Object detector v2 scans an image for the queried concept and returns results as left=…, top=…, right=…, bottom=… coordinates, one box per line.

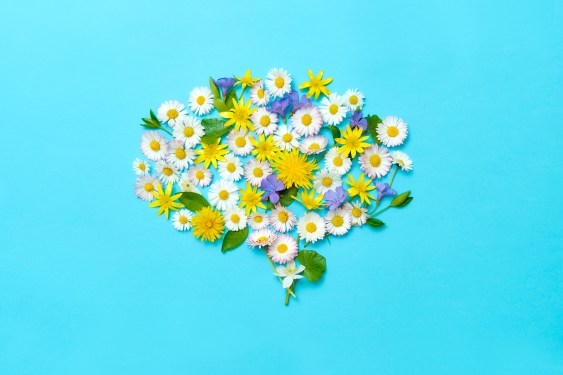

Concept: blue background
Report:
left=1, top=0, right=562, bottom=373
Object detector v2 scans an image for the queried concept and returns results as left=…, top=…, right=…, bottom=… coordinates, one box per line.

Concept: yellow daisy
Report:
left=292, top=189, right=324, bottom=210
left=219, top=98, right=256, bottom=132
left=191, top=206, right=225, bottom=242
left=345, top=173, right=376, bottom=204
left=148, top=182, right=183, bottom=219
left=271, top=149, right=318, bottom=189
left=194, top=139, right=230, bottom=168
left=298, top=69, right=333, bottom=99
left=239, top=182, right=266, bottom=215
left=250, top=134, right=280, bottom=161
left=335, top=126, right=371, bottom=158
left=234, top=69, right=260, bottom=91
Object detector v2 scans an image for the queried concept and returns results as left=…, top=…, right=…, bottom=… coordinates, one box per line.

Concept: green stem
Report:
left=265, top=249, right=296, bottom=298
left=285, top=281, right=295, bottom=306
left=159, top=126, right=173, bottom=136
left=388, top=164, right=400, bottom=188
left=368, top=165, right=400, bottom=216
left=373, top=205, right=391, bottom=217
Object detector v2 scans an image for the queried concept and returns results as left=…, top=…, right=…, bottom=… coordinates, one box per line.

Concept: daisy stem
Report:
left=265, top=249, right=296, bottom=299
left=388, top=165, right=400, bottom=188
left=159, top=125, right=173, bottom=136
left=367, top=165, right=400, bottom=216
left=239, top=87, right=246, bottom=101
left=285, top=281, right=294, bottom=306
left=373, top=205, right=391, bottom=217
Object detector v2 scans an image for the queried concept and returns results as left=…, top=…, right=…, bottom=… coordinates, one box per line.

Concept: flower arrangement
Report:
left=133, top=68, right=414, bottom=305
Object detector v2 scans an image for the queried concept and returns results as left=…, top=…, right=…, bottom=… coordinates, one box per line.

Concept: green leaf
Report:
left=396, top=196, right=413, bottom=208
left=279, top=186, right=299, bottom=206
left=179, top=192, right=210, bottom=212
left=149, top=109, right=159, bottom=122
left=200, top=118, right=230, bottom=143
left=221, top=227, right=249, bottom=252
left=326, top=125, right=341, bottom=142
left=366, top=218, right=385, bottom=227
left=214, top=97, right=229, bottom=112
left=209, top=77, right=221, bottom=100
left=140, top=121, right=160, bottom=129
left=225, top=89, right=237, bottom=109
left=366, top=114, right=382, bottom=144
left=390, top=191, right=411, bottom=207
left=297, top=250, right=326, bottom=282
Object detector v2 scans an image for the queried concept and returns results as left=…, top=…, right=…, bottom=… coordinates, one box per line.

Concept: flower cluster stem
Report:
left=265, top=249, right=296, bottom=299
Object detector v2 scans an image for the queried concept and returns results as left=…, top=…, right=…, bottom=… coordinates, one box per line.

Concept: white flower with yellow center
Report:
left=188, top=86, right=214, bottom=116
left=247, top=229, right=277, bottom=248
left=273, top=125, right=300, bottom=151
left=323, top=147, right=352, bottom=175
left=268, top=234, right=298, bottom=264
left=359, top=144, right=392, bottom=179
left=270, top=204, right=297, bottom=233
left=344, top=201, right=369, bottom=226
left=133, top=158, right=150, bottom=176
left=157, top=100, right=187, bottom=126
left=226, top=129, right=254, bottom=156
left=376, top=116, right=408, bottom=147
left=224, top=206, right=248, bottom=231
left=313, top=170, right=342, bottom=195
left=265, top=68, right=292, bottom=98
left=166, top=140, right=195, bottom=170
left=299, top=135, right=328, bottom=155
left=140, top=131, right=168, bottom=161
left=343, top=89, right=365, bottom=111
left=250, top=80, right=270, bottom=106
left=297, top=212, right=326, bottom=244
left=243, top=158, right=272, bottom=186
left=187, top=165, right=212, bottom=187
left=319, top=93, right=347, bottom=125
left=155, top=160, right=180, bottom=184
left=274, top=261, right=305, bottom=289
left=178, top=173, right=201, bottom=194
left=390, top=151, right=413, bottom=171
left=290, top=105, right=323, bottom=136
left=248, top=212, right=270, bottom=230
left=325, top=208, right=351, bottom=236
left=134, top=175, right=159, bottom=201
left=172, top=209, right=193, bottom=231
left=251, top=107, right=278, bottom=136
left=173, top=116, right=205, bottom=149
left=218, top=154, right=243, bottom=182
left=208, top=180, right=239, bottom=211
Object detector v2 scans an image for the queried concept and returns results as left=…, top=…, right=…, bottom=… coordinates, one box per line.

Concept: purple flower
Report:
left=375, top=182, right=396, bottom=201
left=289, top=90, right=312, bottom=113
left=324, top=186, right=349, bottom=210
left=349, top=110, right=368, bottom=131
left=261, top=174, right=285, bottom=204
left=269, top=97, right=291, bottom=120
left=213, top=77, right=236, bottom=98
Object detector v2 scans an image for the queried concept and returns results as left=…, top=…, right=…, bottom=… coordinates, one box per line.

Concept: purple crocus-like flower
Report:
left=375, top=182, right=396, bottom=201
left=261, top=174, right=285, bottom=204
left=349, top=110, right=368, bottom=131
left=324, top=186, right=349, bottom=210
left=269, top=97, right=291, bottom=120
left=214, top=77, right=236, bottom=98
left=289, top=90, right=312, bottom=113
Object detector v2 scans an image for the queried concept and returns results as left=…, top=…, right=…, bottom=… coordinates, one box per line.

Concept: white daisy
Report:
left=134, top=175, right=159, bottom=201
left=157, top=100, right=187, bottom=126
left=274, top=261, right=305, bottom=289
left=268, top=234, right=298, bottom=264
left=250, top=80, right=270, bottom=106
left=173, top=116, right=205, bottom=149
left=155, top=160, right=180, bottom=184
left=178, top=173, right=201, bottom=194
left=265, top=68, right=292, bottom=98
left=224, top=206, right=248, bottom=231
left=218, top=154, right=244, bottom=181
left=133, top=158, right=150, bottom=176
left=359, top=144, right=392, bottom=179
left=226, top=129, right=254, bottom=156
left=188, top=165, right=212, bottom=187
left=140, top=131, right=168, bottom=161
left=172, top=209, right=192, bottom=231
left=345, top=201, right=369, bottom=226
left=323, top=147, right=352, bottom=175
left=248, top=212, right=270, bottom=230
left=343, top=89, right=365, bottom=111
left=297, top=212, right=326, bottom=244
left=208, top=180, right=239, bottom=211
left=273, top=125, right=300, bottom=151
left=390, top=151, right=413, bottom=171
left=166, top=140, right=195, bottom=170
left=325, top=208, right=352, bottom=236
left=290, top=105, right=323, bottom=137
left=299, top=135, right=328, bottom=155
left=376, top=116, right=408, bottom=147
left=319, top=93, right=347, bottom=125
left=247, top=229, right=277, bottom=248
left=188, top=86, right=214, bottom=116
left=243, top=159, right=272, bottom=186
left=313, top=170, right=342, bottom=195
left=251, top=107, right=278, bottom=136
left=270, top=204, right=297, bottom=233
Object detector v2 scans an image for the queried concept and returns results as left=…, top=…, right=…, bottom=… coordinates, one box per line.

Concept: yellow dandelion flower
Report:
left=191, top=206, right=225, bottom=242
left=335, top=126, right=371, bottom=158
left=148, top=182, right=183, bottom=219
left=194, top=138, right=230, bottom=168
left=292, top=189, right=325, bottom=211
left=234, top=69, right=261, bottom=90
left=298, top=69, right=333, bottom=99
left=345, top=173, right=376, bottom=204
left=239, top=182, right=266, bottom=215
left=219, top=98, right=256, bottom=132
left=249, top=134, right=280, bottom=161
left=271, top=149, right=318, bottom=189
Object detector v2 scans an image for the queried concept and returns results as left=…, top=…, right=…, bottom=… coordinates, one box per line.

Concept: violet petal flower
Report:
left=269, top=97, right=291, bottom=120
left=261, top=174, right=285, bottom=204
left=375, top=182, right=396, bottom=201
left=214, top=77, right=236, bottom=98
left=289, top=90, right=312, bottom=113
left=324, top=186, right=349, bottom=210
left=349, top=110, right=368, bottom=131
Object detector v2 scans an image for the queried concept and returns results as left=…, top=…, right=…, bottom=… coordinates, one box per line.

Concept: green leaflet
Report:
left=325, top=125, right=341, bottom=142
left=390, top=191, right=411, bottom=207
left=396, top=196, right=413, bottom=208
left=209, top=77, right=221, bottom=100
left=366, top=114, right=382, bottom=144
left=179, top=192, right=210, bottom=212
left=200, top=118, right=230, bottom=143
left=279, top=186, right=299, bottom=206
left=225, top=89, right=237, bottom=109
left=366, top=218, right=385, bottom=227
left=221, top=227, right=249, bottom=252
left=140, top=110, right=161, bottom=129
left=297, top=250, right=326, bottom=282
left=214, top=98, right=229, bottom=113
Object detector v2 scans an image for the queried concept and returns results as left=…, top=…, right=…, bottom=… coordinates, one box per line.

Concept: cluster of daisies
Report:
left=133, top=68, right=413, bottom=302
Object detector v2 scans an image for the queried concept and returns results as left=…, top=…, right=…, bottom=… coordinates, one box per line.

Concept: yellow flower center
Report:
left=277, top=244, right=288, bottom=253
left=139, top=163, right=146, bottom=171
left=196, top=95, right=206, bottom=105
left=206, top=220, right=214, bottom=228
left=256, top=236, right=268, bottom=243
left=167, top=109, right=179, bottom=119
left=351, top=207, right=362, bottom=218
left=369, top=154, right=381, bottom=167
left=398, top=159, right=405, bottom=166
left=144, top=183, right=154, bottom=192
left=149, top=140, right=160, bottom=151
left=218, top=190, right=229, bottom=200
left=195, top=171, right=205, bottom=180
left=226, top=163, right=236, bottom=173
left=184, top=127, right=194, bottom=137
left=260, top=115, right=270, bottom=126
left=306, top=222, right=317, bottom=233
left=175, top=148, right=186, bottom=159
left=301, top=114, right=312, bottom=126
left=333, top=156, right=343, bottom=167
left=349, top=95, right=358, bottom=105
left=282, top=133, right=293, bottom=142
left=278, top=211, right=288, bottom=223
left=235, top=137, right=246, bottom=147
left=231, top=213, right=240, bottom=223
left=275, top=77, right=284, bottom=88
left=329, top=104, right=339, bottom=115
left=163, top=167, right=173, bottom=176
left=253, top=167, right=263, bottom=177
left=322, top=177, right=333, bottom=187
left=254, top=215, right=263, bottom=223
left=257, top=88, right=265, bottom=98
left=331, top=216, right=344, bottom=227
left=387, top=126, right=399, bottom=137
left=179, top=216, right=188, bottom=224
left=309, top=143, right=320, bottom=151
